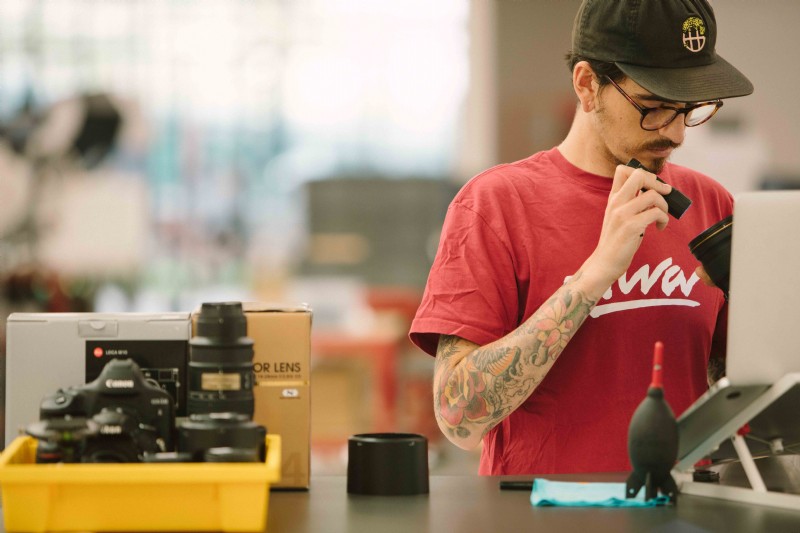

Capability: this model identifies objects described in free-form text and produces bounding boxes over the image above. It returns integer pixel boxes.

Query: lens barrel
[177,412,266,462]
[188,302,255,417]
[689,215,733,298]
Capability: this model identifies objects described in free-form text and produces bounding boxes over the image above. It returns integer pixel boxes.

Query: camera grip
[627,159,692,219]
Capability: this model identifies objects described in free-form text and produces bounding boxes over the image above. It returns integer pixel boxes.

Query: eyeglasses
[604,76,723,131]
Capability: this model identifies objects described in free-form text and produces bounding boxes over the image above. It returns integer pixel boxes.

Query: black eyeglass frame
[603,75,723,131]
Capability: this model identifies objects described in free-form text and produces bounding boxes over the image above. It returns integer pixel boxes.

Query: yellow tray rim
[0,434,281,484]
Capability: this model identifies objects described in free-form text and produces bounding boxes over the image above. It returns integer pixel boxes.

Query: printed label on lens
[201,372,242,391]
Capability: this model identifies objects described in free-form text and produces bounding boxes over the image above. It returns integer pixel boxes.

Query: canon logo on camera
[105,379,135,389]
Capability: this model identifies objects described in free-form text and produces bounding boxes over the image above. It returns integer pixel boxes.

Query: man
[409,0,753,475]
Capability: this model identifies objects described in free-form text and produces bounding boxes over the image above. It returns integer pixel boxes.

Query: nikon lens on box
[204,303,312,490]
[3,312,191,446]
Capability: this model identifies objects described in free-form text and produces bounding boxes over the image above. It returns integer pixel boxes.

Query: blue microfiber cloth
[530,479,670,507]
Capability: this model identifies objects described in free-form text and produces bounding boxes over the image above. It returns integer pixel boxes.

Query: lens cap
[195,302,248,341]
[347,433,429,496]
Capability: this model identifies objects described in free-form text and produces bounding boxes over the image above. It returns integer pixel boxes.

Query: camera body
[4,312,190,447]
[39,358,175,460]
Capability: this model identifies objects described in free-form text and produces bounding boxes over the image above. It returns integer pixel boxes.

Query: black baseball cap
[572,0,754,102]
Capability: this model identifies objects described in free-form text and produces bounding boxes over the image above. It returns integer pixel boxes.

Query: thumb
[695,265,716,287]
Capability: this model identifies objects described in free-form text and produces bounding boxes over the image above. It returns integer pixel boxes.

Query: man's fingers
[695,265,716,287]
[635,206,670,236]
[611,164,636,194]
[646,204,670,232]
[612,164,672,197]
[615,189,670,221]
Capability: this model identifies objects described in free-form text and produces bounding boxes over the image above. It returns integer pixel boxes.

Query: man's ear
[572,61,599,113]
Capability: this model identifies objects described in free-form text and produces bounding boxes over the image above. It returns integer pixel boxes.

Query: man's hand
[576,165,672,300]
[695,265,716,287]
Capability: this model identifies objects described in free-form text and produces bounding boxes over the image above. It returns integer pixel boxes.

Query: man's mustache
[643,139,681,151]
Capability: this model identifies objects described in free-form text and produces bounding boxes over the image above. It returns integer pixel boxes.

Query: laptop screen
[726,190,800,385]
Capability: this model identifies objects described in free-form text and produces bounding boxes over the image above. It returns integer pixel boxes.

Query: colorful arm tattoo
[434,280,598,444]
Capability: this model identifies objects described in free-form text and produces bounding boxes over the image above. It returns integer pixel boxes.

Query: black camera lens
[188,302,255,417]
[26,416,97,463]
[689,215,733,298]
[177,412,266,462]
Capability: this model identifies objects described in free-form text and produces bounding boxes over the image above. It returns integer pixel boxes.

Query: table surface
[2,473,799,532]
[268,474,800,533]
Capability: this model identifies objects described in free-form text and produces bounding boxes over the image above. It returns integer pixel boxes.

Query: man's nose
[658,116,686,146]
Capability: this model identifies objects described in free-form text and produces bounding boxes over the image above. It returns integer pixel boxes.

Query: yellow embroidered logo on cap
[682,17,706,52]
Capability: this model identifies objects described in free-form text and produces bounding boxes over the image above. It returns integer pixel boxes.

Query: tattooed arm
[433,271,601,450]
[432,164,673,450]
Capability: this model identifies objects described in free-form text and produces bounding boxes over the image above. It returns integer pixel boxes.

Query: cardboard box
[310,360,371,443]
[243,303,311,490]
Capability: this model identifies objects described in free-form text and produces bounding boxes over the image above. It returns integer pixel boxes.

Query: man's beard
[595,100,681,173]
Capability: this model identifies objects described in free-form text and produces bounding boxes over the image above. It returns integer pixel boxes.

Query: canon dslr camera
[28,358,174,463]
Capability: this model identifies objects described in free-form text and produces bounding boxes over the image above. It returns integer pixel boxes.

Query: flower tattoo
[534,299,574,351]
[439,361,490,427]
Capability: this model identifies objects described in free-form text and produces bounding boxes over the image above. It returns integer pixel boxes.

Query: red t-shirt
[410,147,732,475]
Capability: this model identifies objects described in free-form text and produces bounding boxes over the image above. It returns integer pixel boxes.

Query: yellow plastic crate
[0,434,281,532]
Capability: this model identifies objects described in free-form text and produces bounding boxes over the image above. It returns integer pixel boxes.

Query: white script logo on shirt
[564,257,700,318]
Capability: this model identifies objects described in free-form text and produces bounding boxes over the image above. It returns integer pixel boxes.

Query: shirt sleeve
[409,201,520,356]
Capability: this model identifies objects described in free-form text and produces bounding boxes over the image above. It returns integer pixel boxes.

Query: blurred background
[1,0,798,475]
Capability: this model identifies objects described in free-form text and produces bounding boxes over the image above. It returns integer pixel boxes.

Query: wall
[494,0,581,164]
[489,0,800,187]
[713,1,800,180]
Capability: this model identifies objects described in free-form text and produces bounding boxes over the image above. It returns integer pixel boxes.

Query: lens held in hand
[188,302,255,417]
[689,215,733,298]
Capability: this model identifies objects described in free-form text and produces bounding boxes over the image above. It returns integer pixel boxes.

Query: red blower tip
[650,341,664,389]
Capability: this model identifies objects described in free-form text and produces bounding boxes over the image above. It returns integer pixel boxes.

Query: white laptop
[726,191,800,385]
[677,190,800,467]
